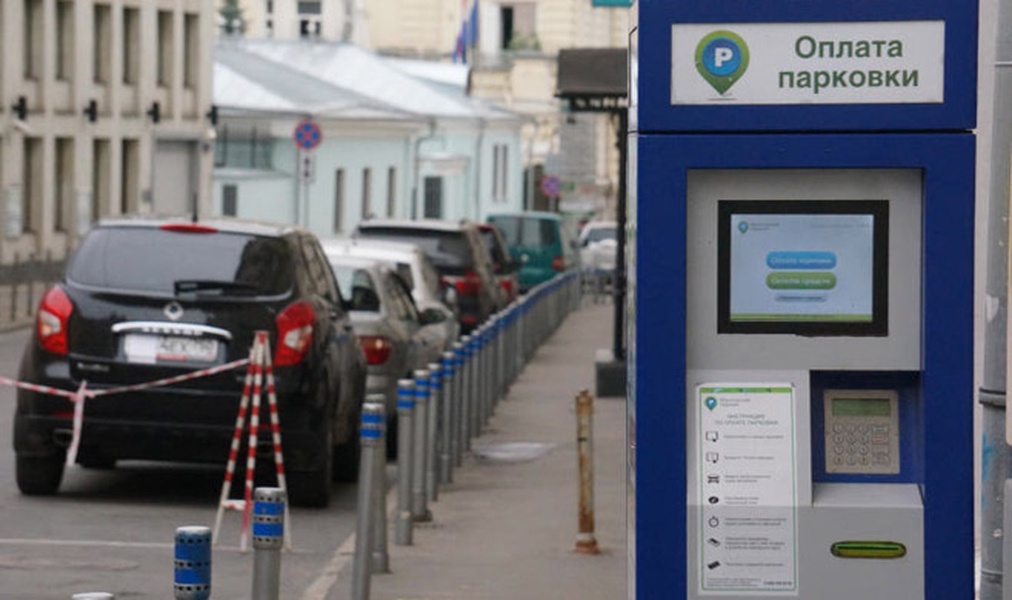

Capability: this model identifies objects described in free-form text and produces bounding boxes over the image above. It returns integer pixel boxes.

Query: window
[213,127,273,169]
[501,3,537,50]
[157,11,174,87]
[121,139,140,214]
[94,4,112,84]
[298,1,322,14]
[123,7,140,85]
[55,138,74,233]
[24,0,42,79]
[299,1,323,38]
[493,144,508,202]
[334,169,346,232]
[387,167,397,217]
[222,185,238,216]
[300,19,321,38]
[183,13,199,89]
[22,137,42,234]
[423,176,443,219]
[362,168,372,219]
[56,1,75,82]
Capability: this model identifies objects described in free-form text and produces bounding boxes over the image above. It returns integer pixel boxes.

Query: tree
[219,0,246,36]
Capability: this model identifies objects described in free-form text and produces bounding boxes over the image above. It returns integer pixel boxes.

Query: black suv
[354,219,501,332]
[14,216,366,507]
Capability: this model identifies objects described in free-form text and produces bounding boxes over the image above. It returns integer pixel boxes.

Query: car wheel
[333,434,361,483]
[288,422,333,508]
[16,452,65,496]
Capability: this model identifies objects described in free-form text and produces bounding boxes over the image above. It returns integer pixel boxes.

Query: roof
[356,218,475,233]
[320,237,424,256]
[215,40,522,124]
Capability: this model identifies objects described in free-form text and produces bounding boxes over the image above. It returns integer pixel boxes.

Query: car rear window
[583,226,616,244]
[488,216,558,247]
[479,228,510,266]
[331,266,381,312]
[356,227,474,270]
[68,227,294,296]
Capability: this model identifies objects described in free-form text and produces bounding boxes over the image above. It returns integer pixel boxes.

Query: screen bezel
[717,199,889,336]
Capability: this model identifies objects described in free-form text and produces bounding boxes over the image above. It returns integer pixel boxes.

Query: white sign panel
[696,385,797,594]
[672,21,945,105]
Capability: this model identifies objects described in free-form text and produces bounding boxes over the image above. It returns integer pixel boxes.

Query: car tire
[288,423,333,508]
[333,435,361,483]
[16,452,65,496]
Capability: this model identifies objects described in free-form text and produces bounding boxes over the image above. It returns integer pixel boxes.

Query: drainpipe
[412,119,438,220]
[981,0,1012,593]
[474,118,486,220]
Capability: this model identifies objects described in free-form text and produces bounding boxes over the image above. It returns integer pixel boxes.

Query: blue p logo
[695,31,750,95]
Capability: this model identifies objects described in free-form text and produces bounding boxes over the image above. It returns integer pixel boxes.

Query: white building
[0,0,217,330]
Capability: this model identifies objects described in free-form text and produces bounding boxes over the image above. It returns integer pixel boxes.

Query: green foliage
[220,0,246,36]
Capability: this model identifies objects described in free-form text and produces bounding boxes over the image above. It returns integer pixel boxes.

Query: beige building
[228,0,629,216]
[0,0,217,330]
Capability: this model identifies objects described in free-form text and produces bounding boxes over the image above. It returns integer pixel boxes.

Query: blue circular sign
[293,120,322,151]
[702,37,743,77]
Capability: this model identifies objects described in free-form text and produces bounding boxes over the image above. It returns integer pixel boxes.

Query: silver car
[322,237,460,351]
[325,254,447,422]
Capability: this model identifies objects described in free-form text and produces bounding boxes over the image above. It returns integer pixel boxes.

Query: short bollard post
[174,526,212,600]
[451,341,465,467]
[411,369,432,521]
[468,334,481,439]
[440,351,456,484]
[395,379,415,545]
[459,336,473,453]
[72,594,115,599]
[251,487,286,600]
[352,402,385,600]
[426,362,442,502]
[574,390,600,555]
[365,395,391,574]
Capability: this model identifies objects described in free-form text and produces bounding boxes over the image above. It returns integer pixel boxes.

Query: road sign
[540,175,561,198]
[293,120,323,151]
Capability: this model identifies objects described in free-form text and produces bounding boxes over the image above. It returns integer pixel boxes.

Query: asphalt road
[0,327,361,599]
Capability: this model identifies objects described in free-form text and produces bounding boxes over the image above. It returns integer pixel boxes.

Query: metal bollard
[426,363,442,502]
[574,390,600,555]
[469,334,481,439]
[174,526,212,600]
[251,487,286,600]
[411,369,432,522]
[440,351,456,484]
[365,395,390,574]
[451,341,466,467]
[458,336,473,453]
[352,402,385,600]
[395,379,415,545]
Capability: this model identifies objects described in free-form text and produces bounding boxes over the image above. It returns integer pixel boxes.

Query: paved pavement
[328,301,628,600]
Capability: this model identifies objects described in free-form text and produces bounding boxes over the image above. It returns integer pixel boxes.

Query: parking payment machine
[629,0,977,597]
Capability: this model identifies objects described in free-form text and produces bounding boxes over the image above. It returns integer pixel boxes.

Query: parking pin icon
[695,30,750,95]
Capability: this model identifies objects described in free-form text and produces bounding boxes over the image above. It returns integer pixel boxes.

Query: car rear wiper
[173,280,260,296]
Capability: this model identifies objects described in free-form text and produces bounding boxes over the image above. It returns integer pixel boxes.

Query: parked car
[354,219,500,333]
[486,211,580,292]
[477,223,520,307]
[321,237,460,351]
[14,216,366,508]
[325,254,447,421]
[579,220,618,274]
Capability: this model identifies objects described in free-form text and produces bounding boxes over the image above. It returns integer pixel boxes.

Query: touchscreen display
[718,200,888,336]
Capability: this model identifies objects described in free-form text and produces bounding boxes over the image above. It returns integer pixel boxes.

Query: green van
[486,211,579,292]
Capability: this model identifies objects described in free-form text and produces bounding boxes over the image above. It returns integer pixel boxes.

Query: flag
[453,1,478,63]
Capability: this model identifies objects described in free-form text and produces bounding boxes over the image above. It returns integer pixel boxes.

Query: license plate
[123,334,219,364]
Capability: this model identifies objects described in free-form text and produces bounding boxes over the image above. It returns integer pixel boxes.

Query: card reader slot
[830,541,907,559]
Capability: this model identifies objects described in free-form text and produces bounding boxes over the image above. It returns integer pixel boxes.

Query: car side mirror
[419,308,447,326]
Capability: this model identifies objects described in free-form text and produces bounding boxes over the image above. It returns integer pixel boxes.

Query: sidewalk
[331,302,628,599]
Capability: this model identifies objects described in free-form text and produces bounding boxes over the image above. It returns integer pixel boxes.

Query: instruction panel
[696,385,798,593]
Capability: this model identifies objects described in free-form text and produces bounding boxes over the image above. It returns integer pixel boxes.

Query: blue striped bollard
[251,487,286,600]
[458,336,473,453]
[411,369,432,522]
[353,402,386,600]
[426,362,442,502]
[440,351,456,484]
[174,526,211,600]
[395,379,415,545]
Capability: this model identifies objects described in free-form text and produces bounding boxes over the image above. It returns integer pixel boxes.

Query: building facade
[0,0,217,331]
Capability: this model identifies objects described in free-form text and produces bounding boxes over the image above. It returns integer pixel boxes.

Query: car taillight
[454,270,482,296]
[359,335,393,365]
[501,279,515,296]
[552,255,565,271]
[275,301,315,366]
[37,286,73,355]
[160,223,218,233]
